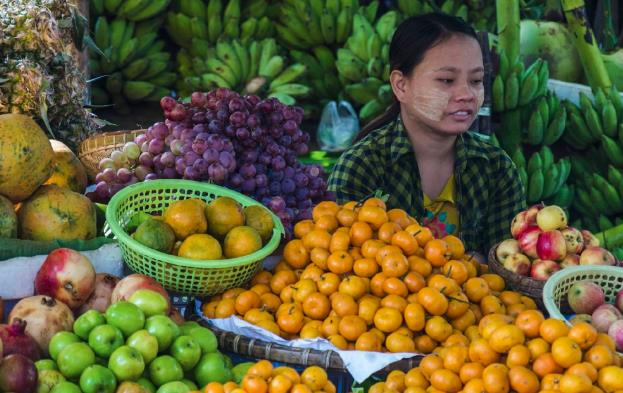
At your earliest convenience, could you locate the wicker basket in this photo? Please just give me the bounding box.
[488,243,545,308]
[543,265,623,322]
[189,315,423,384]
[78,129,145,181]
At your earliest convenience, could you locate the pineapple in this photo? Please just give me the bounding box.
[0,0,99,149]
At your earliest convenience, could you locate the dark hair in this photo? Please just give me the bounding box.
[355,12,479,142]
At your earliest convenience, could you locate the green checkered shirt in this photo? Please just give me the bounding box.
[327,117,527,255]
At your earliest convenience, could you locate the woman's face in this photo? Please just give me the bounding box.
[391,34,485,136]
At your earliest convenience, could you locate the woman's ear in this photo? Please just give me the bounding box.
[390,70,408,103]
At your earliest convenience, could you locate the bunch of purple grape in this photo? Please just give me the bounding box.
[90,87,334,238]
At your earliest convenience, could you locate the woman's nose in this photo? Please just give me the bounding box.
[454,83,476,101]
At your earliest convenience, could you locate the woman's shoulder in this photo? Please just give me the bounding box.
[461,132,513,163]
[340,121,397,159]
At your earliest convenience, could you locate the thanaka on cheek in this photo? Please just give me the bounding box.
[411,88,451,122]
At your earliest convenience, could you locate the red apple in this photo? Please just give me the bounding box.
[530,259,560,281]
[561,227,584,254]
[579,247,616,266]
[592,304,622,333]
[511,211,531,239]
[537,230,567,261]
[525,204,544,223]
[111,274,171,314]
[496,239,521,264]
[560,254,580,268]
[519,226,542,259]
[34,248,96,309]
[502,253,532,276]
[581,230,600,247]
[567,281,605,315]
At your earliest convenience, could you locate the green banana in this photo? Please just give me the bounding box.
[326,0,340,18]
[345,78,383,103]
[590,187,609,214]
[313,46,337,72]
[104,0,123,14]
[346,34,368,62]
[270,83,311,97]
[320,9,336,44]
[267,92,296,106]
[498,50,509,80]
[547,184,573,209]
[190,17,209,40]
[540,146,554,170]
[492,75,504,112]
[367,58,383,79]
[518,71,539,106]
[537,97,549,126]
[527,170,544,203]
[608,165,623,190]
[375,10,397,43]
[232,40,250,83]
[504,72,519,110]
[594,173,623,212]
[256,17,273,39]
[598,215,615,232]
[568,111,594,146]
[201,72,232,89]
[248,40,261,80]
[106,72,124,94]
[511,149,526,170]
[223,0,241,38]
[602,101,618,138]
[117,38,138,67]
[128,0,171,21]
[215,40,243,81]
[259,55,285,79]
[526,110,544,146]
[602,134,623,167]
[205,57,239,87]
[109,18,127,51]
[117,0,149,18]
[140,60,169,80]
[594,88,608,111]
[270,64,307,89]
[378,84,392,103]
[148,72,177,87]
[240,18,258,43]
[359,99,385,122]
[207,0,223,42]
[527,153,542,174]
[607,85,623,121]
[543,106,566,145]
[145,86,172,102]
[122,81,156,101]
[335,8,351,44]
[542,162,560,199]
[91,0,105,17]
[518,167,528,188]
[575,188,598,216]
[336,49,366,81]
[94,17,110,51]
[133,33,158,57]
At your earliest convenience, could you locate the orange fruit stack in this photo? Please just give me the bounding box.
[202,198,537,352]
[370,315,623,393]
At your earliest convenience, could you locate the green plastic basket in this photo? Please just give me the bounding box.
[543,265,623,322]
[105,179,285,296]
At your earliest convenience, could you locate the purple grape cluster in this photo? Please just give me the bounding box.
[90,88,334,238]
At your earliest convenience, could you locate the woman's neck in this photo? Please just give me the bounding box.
[401,112,457,163]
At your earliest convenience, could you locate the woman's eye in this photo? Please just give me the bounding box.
[471,79,483,85]
[438,79,453,84]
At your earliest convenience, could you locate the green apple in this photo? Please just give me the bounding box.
[232,362,254,384]
[57,342,96,379]
[108,345,145,382]
[156,382,190,393]
[35,359,58,372]
[170,336,201,371]
[137,378,156,393]
[106,301,146,337]
[50,382,82,393]
[179,322,200,336]
[80,365,117,393]
[37,369,65,393]
[126,329,159,365]
[148,355,183,387]
[180,380,197,391]
[194,352,233,386]
[74,310,107,340]
[187,327,217,354]
[88,324,125,358]
[145,315,180,353]
[49,332,81,361]
[129,289,169,317]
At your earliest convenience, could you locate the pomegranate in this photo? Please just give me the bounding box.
[0,319,41,361]
[111,274,171,314]
[77,273,120,315]
[8,296,74,356]
[0,354,38,393]
[35,248,96,309]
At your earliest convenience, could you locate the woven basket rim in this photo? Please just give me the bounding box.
[78,129,145,154]
[190,316,424,372]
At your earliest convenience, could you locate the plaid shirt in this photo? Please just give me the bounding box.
[327,117,526,255]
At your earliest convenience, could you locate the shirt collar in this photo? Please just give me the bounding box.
[389,116,491,164]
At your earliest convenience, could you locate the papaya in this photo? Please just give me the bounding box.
[44,140,88,193]
[0,114,54,202]
[0,194,17,238]
[18,185,97,241]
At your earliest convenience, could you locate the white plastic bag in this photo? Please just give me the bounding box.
[317,101,360,152]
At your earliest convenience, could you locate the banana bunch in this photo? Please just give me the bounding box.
[90,16,175,110]
[520,92,566,146]
[91,0,171,20]
[176,38,310,105]
[395,0,435,16]
[275,0,378,50]
[290,46,343,114]
[492,56,549,113]
[563,86,623,151]
[467,2,496,33]
[511,146,572,206]
[573,165,623,217]
[336,10,399,122]
[395,0,494,33]
[166,0,274,48]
